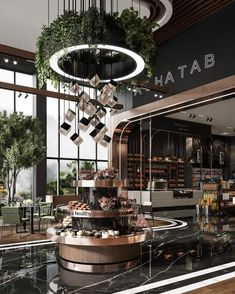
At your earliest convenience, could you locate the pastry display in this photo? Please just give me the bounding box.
[98,196,116,210]
[68,201,92,210]
[62,215,72,227]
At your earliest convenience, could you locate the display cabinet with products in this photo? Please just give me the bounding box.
[127,155,185,190]
[47,177,150,273]
[199,183,218,211]
[127,153,145,190]
[192,168,223,188]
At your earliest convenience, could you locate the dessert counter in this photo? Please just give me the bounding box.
[47,206,151,273]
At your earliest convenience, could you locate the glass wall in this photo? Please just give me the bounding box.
[46,82,109,195]
[0,68,35,198]
[0,65,110,198]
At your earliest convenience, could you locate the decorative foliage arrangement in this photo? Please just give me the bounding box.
[36,7,156,88]
[0,111,46,203]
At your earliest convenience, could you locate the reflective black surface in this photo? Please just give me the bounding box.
[1,212,235,293]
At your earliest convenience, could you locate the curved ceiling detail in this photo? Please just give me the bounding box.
[137,0,173,30]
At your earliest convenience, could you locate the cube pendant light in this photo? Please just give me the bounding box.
[76,99,88,111]
[70,133,83,146]
[106,96,118,108]
[69,81,81,94]
[96,122,108,134]
[78,117,90,131]
[79,91,90,103]
[60,122,71,136]
[108,79,118,91]
[99,135,112,147]
[65,109,76,122]
[89,129,104,143]
[101,84,113,96]
[89,114,100,127]
[89,74,101,87]
[96,107,107,119]
[84,102,97,116]
[97,93,110,106]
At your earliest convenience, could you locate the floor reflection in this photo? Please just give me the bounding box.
[1,212,235,293]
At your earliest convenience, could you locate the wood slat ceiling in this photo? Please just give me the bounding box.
[154,0,235,45]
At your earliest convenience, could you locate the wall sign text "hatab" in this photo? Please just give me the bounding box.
[154,53,215,86]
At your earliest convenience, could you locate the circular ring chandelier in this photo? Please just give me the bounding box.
[50,44,145,83]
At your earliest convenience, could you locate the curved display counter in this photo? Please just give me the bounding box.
[47,223,149,273]
[47,179,151,273]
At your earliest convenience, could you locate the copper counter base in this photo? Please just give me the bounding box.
[59,257,139,273]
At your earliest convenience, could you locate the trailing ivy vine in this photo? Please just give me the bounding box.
[36,7,156,88]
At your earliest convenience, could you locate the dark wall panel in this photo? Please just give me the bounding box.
[133,2,235,107]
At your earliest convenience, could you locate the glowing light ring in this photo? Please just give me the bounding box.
[49,44,145,83]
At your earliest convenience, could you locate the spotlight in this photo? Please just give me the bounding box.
[159,94,163,98]
[4,57,9,63]
[65,109,76,122]
[70,133,83,146]
[189,113,196,118]
[59,122,71,136]
[154,93,158,98]
[13,59,18,65]
[24,93,28,99]
[18,92,22,97]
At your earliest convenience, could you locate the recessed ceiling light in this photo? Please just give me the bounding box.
[154,93,158,97]
[4,57,9,63]
[13,59,18,65]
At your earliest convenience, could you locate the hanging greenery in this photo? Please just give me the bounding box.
[35,7,156,88]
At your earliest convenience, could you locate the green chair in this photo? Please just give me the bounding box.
[40,204,64,230]
[1,206,30,237]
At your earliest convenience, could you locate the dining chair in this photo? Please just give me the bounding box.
[40,204,64,230]
[1,206,30,237]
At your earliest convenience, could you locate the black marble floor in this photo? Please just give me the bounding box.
[1,211,235,294]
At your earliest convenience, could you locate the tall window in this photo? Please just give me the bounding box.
[0,68,35,198]
[46,81,109,195]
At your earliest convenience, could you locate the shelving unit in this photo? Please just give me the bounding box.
[127,154,185,190]
[192,168,223,188]
[127,153,145,190]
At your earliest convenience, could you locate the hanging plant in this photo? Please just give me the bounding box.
[35,7,156,88]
